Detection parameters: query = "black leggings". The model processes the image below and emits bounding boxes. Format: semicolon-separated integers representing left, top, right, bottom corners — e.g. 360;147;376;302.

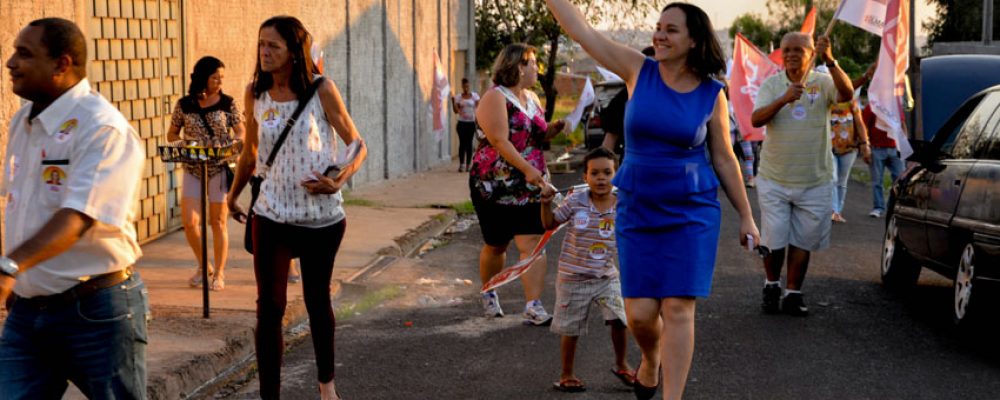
252;216;346;399
457;121;476;165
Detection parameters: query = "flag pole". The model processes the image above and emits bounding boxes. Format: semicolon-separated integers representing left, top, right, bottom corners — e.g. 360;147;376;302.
800;1;843;84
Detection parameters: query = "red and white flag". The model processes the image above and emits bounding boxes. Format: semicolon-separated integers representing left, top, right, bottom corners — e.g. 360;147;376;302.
731;33;781;141
834;0;889;36
768;6;816;68
867;0;912;158
481;224;565;293
431;49;451;142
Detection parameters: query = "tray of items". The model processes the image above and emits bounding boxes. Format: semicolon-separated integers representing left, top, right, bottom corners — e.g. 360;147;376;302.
157;140;243;163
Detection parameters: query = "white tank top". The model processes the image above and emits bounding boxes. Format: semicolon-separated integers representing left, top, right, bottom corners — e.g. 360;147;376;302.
253;84;345;227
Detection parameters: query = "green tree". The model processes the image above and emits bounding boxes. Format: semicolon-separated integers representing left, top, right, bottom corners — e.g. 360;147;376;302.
730;13;775;50
475;0;662;120
924;0;1000;49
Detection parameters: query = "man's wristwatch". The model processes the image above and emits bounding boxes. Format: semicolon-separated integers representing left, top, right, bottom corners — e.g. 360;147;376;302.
0;256;19;277
826;59;839;68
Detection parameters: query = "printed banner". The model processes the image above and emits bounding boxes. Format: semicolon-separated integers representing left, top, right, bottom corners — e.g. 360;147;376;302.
835;0;889;36
867;0;913;159
564;77;595;132
481;222;566;293
730;33;781;142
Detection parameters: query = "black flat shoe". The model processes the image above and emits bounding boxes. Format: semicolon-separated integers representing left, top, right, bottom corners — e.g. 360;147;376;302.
633;379;658;400
633;360;659;400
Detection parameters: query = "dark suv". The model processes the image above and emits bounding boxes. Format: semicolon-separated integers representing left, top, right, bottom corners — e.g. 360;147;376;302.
583;81;626;150
881;85;1000;325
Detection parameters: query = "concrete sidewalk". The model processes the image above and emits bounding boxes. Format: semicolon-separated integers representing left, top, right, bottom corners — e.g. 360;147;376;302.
54;161;472;400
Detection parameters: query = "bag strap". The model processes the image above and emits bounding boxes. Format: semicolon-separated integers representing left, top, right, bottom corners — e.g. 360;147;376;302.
249;77;324;213
264;77;325;168
195;104;219;138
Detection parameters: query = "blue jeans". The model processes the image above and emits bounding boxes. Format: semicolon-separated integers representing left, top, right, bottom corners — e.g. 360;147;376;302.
0;273;149;400
869;147;905;212
831;150;858;214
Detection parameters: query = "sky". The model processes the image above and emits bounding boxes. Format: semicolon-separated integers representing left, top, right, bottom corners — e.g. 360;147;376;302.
624;0;938;37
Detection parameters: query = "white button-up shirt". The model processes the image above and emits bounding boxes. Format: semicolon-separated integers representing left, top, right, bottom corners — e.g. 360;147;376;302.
2;79;144;298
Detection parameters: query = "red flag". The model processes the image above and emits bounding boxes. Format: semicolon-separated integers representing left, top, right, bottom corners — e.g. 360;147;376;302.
768;7;817;68
801;6;818;35
731;33;781;142
867;0;912;158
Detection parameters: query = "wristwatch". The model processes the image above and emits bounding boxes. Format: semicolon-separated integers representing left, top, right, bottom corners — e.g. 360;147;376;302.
0;256;19;277
826;59;839;68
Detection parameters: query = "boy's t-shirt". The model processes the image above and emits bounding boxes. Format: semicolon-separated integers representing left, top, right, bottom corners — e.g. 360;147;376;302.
552;188;618;282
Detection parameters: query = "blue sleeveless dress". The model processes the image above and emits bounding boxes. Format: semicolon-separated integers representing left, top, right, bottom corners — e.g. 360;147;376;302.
613;58;724;298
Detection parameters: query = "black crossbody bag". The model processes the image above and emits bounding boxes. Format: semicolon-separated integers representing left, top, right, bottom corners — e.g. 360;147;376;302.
245;78;324;254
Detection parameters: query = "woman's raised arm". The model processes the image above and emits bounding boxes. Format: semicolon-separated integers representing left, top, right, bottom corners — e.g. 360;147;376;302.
545;0;645;85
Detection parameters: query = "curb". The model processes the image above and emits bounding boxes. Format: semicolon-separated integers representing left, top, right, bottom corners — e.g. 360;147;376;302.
167;208;459;399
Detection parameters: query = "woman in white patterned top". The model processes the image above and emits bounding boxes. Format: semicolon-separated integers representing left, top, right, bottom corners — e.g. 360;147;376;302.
227;16;366;400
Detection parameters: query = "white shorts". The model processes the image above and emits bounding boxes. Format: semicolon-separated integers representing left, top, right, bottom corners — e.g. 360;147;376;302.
550;276;627;337
757;177;833;252
182;171;228;203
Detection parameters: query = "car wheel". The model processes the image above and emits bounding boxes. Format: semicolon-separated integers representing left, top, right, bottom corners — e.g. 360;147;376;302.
881;214;920;291
953;243;981;325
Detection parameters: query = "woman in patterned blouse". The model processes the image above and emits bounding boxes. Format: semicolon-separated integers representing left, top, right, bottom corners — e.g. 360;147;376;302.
167;56;245;291
470;43;566;325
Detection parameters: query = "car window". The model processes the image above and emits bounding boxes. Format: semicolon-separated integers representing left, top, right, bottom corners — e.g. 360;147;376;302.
940;93;1000;159
976;94;1000;160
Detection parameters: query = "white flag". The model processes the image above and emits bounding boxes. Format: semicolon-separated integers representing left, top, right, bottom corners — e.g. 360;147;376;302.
595;66;623;83
867;0;912;159
835;0;889;36
565;77;595;132
431;50;451;142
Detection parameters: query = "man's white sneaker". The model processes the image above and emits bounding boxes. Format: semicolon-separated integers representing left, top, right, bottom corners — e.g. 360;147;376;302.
522;300;553;326
481;291;504;318
868;210;882;218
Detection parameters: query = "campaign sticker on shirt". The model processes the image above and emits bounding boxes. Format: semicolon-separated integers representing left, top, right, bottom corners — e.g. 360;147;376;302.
43;166;66;192
261;108;282;130
805;86;820;105
598;218;614;238
54;119;77;143
589;243;609;260
573;210;590;229
792;105;807;120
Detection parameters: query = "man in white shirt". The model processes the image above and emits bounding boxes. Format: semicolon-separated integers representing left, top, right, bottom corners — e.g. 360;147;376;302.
0;18;147;399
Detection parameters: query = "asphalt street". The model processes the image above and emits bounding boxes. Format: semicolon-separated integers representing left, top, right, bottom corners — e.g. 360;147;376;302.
219;167;1000;400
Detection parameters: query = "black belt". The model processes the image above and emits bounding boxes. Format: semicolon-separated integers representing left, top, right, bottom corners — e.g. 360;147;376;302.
15;267;135;311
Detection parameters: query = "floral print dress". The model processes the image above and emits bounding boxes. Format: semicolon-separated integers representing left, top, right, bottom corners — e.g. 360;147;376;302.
469;86;548;206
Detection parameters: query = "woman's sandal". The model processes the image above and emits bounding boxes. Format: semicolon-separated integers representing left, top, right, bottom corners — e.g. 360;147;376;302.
611;368;636;387
210;273;225;291
188;264;214;288
553;377;586;393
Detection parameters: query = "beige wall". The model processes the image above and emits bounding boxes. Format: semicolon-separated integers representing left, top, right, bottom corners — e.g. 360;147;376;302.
0;0;472;243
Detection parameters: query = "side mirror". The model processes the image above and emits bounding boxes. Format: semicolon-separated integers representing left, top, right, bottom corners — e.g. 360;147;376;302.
908;139;947;173
907;139;930;162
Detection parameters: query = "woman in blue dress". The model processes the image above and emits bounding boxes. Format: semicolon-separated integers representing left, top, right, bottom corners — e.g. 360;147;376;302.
545;2;760;399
